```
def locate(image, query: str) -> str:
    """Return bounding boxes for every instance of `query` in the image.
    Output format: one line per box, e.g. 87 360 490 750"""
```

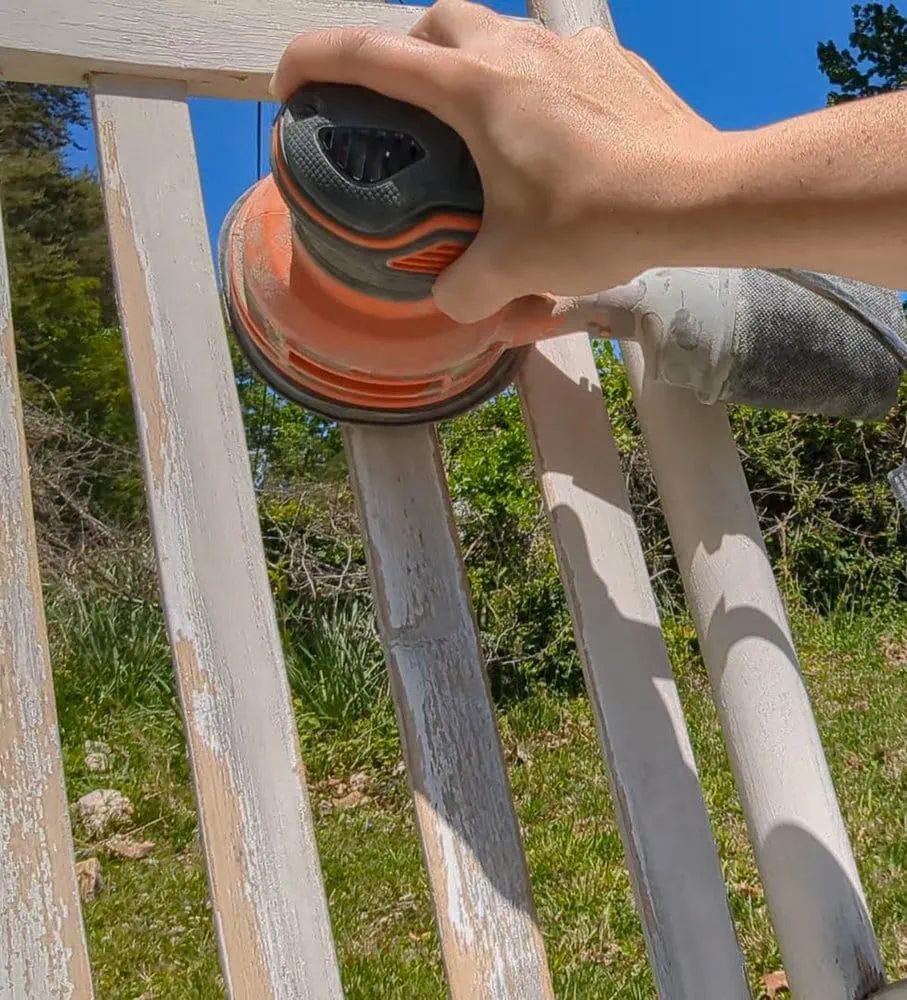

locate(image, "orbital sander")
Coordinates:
219 83 907 426
219 83 538 425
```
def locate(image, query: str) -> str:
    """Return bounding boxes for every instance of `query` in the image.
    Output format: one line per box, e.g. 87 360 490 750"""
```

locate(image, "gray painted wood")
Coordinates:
519 333 750 999
0 200 95 1000
90 75 344 1000
344 423 553 1000
1 0 529 100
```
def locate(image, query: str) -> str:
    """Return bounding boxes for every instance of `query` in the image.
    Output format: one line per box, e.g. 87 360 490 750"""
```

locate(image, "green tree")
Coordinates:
0 83 131 441
1 83 145 538
817 3 906 103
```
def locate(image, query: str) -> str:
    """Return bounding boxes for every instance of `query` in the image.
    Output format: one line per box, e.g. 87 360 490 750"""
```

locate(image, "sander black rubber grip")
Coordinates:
272 83 485 302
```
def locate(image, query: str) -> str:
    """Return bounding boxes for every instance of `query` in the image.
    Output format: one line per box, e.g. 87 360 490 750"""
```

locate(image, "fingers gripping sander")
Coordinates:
220 83 529 424
220 83 907 426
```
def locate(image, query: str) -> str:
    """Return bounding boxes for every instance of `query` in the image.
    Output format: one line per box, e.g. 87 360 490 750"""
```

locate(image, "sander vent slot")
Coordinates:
318 126 425 183
388 241 468 275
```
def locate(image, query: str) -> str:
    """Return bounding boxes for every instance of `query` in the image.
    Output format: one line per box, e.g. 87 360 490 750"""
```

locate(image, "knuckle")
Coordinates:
411 0 496 46
431 0 467 14
515 18 557 45
332 25 383 57
413 0 448 30
572 24 616 49
429 0 478 26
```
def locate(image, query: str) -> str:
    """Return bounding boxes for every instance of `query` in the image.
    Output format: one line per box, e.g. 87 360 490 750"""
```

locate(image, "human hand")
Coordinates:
270 0 722 324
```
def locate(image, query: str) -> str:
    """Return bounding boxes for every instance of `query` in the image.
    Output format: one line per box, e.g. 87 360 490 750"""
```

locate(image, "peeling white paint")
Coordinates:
12 8 882 999
519 333 750 998
4 0 432 102
91 80 342 1000
436 817 474 950
0 198 93 998
346 424 553 999
190 689 226 758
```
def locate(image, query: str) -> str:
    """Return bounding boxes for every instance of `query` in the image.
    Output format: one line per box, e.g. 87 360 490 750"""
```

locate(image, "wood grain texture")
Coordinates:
0 201 95 1000
527 0 614 34
518 334 750 1000
621 339 885 1000
2 0 526 100
91 76 343 1000
344 423 553 1000
522 3 749 996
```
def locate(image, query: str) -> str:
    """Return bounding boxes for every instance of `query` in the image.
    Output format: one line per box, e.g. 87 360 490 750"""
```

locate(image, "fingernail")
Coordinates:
268 73 278 97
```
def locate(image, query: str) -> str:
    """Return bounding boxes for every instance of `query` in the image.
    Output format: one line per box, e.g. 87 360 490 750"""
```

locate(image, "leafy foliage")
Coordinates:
230 335 346 486
1 83 142 527
1 84 86 155
817 3 907 103
285 600 389 730
52 585 907 997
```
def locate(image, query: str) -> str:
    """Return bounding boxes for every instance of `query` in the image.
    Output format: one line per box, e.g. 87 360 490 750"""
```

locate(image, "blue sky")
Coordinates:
66 0 858 257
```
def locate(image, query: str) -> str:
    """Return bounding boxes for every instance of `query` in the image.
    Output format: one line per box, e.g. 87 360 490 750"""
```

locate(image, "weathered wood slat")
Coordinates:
344 423 553 1000
518 334 751 999
0 201 95 999
620 341 886 1000
522 0 882 991
1 0 529 100
90 76 343 1000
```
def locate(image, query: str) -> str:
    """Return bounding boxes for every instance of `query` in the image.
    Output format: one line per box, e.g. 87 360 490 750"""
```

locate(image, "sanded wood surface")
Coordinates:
621 342 885 1000
2 0 526 100
0 202 95 1000
528 0 615 33
519 334 750 1000
91 76 343 1000
345 423 553 1000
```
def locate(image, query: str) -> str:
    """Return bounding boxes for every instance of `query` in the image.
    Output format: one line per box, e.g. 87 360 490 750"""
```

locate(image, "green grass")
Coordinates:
49 594 907 998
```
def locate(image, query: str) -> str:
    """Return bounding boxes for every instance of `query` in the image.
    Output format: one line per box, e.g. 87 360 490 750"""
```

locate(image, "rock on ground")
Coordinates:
83 740 112 773
76 788 135 837
104 835 155 860
76 858 102 901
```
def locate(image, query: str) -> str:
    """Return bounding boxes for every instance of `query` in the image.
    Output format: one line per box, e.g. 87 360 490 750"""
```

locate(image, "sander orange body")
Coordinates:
219 83 533 424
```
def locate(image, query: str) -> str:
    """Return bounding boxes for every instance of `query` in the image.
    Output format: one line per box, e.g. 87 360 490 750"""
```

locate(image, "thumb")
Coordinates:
498 284 647 344
432 223 525 324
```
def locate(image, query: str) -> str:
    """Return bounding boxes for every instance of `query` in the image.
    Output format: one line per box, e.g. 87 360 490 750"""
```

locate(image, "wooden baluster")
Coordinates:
345 423 554 1000
0 198 95 999
91 76 344 999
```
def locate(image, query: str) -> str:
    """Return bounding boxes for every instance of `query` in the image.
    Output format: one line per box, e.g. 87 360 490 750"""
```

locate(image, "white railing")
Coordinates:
1 1 901 997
